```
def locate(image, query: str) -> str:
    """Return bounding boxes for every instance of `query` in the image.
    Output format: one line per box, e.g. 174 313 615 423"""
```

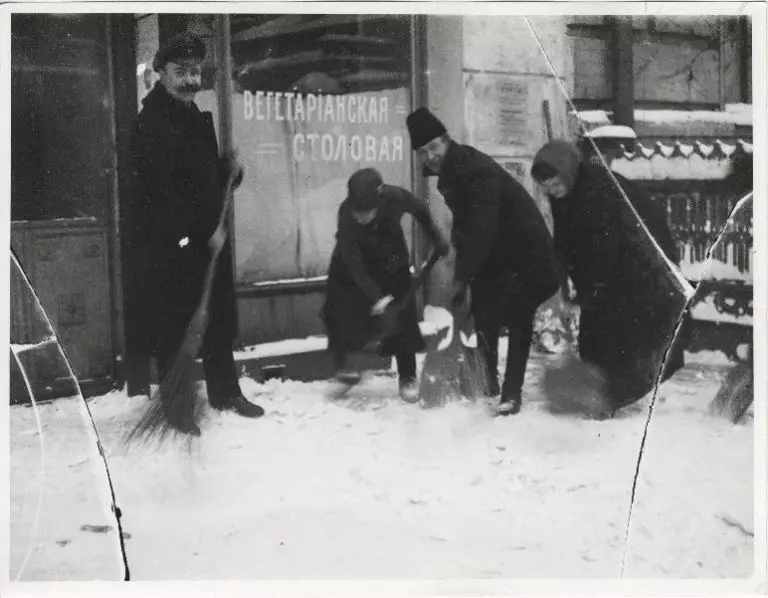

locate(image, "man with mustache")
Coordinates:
123 32 264 425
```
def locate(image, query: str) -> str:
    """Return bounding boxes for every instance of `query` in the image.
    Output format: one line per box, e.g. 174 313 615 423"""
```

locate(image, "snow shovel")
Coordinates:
366 250 443 353
325 251 443 400
419 288 489 409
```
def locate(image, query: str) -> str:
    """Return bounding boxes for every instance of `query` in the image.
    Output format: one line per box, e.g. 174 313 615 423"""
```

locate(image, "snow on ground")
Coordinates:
9 352 754 582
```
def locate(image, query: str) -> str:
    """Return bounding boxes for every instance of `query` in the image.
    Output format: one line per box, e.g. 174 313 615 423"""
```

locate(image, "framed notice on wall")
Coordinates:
496 81 530 145
465 74 532 152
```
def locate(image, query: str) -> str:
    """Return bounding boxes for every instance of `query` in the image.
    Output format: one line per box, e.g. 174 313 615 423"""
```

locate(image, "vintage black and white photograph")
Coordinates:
4 3 765 591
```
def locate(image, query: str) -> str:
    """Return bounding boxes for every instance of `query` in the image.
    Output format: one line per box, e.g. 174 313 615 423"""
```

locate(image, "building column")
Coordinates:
610 16 635 128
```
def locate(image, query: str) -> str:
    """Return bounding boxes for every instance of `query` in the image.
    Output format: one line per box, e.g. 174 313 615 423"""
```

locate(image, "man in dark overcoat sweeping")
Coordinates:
531 139 688 412
406 108 560 416
123 33 263 418
323 168 450 402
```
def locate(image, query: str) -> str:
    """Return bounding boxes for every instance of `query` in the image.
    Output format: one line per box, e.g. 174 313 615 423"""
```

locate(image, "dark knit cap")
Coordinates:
153 33 206 71
347 168 383 211
406 107 447 150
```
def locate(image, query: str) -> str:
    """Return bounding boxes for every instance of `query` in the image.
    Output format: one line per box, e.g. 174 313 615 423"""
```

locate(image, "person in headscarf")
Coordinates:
406 108 560 415
531 139 688 413
322 168 450 402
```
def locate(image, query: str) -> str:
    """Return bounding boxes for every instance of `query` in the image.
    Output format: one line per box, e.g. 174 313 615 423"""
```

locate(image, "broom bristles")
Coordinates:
124 318 207 446
125 170 237 446
420 344 490 408
541 351 610 418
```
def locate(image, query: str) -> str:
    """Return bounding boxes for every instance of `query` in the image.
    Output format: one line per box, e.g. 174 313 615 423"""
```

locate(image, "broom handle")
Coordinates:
195 172 238 320
406 250 441 304
367 251 441 349
392 250 442 316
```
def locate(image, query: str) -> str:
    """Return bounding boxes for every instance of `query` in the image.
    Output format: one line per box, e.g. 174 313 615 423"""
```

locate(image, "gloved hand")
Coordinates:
207 222 227 253
221 149 245 189
433 235 451 258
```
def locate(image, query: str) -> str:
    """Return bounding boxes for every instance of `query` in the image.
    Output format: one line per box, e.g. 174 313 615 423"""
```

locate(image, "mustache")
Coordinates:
177 84 201 93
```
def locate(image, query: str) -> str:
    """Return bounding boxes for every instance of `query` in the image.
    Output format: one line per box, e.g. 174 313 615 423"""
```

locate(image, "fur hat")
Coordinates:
153 32 206 71
406 108 447 150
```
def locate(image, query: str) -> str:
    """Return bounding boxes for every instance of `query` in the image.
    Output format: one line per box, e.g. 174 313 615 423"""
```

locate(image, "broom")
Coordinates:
540 303 612 418
419 286 490 409
125 169 239 443
126 16 237 443
365 250 443 352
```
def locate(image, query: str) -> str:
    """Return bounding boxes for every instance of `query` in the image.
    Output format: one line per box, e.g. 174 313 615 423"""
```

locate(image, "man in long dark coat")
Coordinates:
123 33 263 419
323 168 450 402
406 108 560 416
531 139 688 411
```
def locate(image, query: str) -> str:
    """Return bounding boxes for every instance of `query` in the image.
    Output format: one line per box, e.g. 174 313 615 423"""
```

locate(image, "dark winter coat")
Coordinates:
612 171 678 264
122 83 236 356
435 142 559 321
534 142 688 406
323 185 444 357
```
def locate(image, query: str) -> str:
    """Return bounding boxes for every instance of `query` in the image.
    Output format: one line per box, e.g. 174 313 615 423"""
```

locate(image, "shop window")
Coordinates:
11 14 112 223
192 14 416 284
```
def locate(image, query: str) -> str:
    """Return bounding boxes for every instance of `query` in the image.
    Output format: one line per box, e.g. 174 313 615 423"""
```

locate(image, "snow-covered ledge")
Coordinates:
233 321 443 362
575 104 753 131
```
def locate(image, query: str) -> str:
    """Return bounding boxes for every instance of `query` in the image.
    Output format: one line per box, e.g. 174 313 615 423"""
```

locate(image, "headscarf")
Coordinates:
531 140 583 195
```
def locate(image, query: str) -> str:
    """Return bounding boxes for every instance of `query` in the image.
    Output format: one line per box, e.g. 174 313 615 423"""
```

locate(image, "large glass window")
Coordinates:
195 14 415 284
11 14 112 222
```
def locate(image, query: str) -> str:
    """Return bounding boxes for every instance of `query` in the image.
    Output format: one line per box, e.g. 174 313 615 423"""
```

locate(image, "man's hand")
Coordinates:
208 224 227 253
371 295 395 316
222 149 245 188
560 288 576 309
434 235 451 258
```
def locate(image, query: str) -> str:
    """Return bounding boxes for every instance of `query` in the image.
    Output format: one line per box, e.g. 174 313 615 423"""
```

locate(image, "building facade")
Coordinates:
9 12 754 398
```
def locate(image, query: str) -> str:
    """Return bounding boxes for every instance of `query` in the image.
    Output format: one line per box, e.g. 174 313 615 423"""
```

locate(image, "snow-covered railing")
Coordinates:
574 105 753 141
612 139 753 181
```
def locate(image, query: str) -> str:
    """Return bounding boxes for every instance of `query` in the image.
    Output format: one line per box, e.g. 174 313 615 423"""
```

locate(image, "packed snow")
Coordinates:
9 347 755 584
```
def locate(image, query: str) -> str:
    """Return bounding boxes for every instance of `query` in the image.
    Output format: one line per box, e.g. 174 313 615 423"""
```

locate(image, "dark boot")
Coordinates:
496 313 535 416
210 394 265 418
496 392 522 416
396 352 420 403
204 350 265 418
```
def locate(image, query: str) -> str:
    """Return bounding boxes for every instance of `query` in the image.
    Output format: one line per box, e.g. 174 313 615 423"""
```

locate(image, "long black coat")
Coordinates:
549 161 687 406
435 142 559 321
323 185 444 357
122 83 236 357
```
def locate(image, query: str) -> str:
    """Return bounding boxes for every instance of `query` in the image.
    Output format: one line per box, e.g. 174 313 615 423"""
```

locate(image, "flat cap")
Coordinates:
153 32 206 71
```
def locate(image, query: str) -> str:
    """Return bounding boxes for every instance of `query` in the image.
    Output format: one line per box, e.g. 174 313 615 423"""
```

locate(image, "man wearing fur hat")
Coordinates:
406 108 559 415
323 168 450 402
123 32 264 427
